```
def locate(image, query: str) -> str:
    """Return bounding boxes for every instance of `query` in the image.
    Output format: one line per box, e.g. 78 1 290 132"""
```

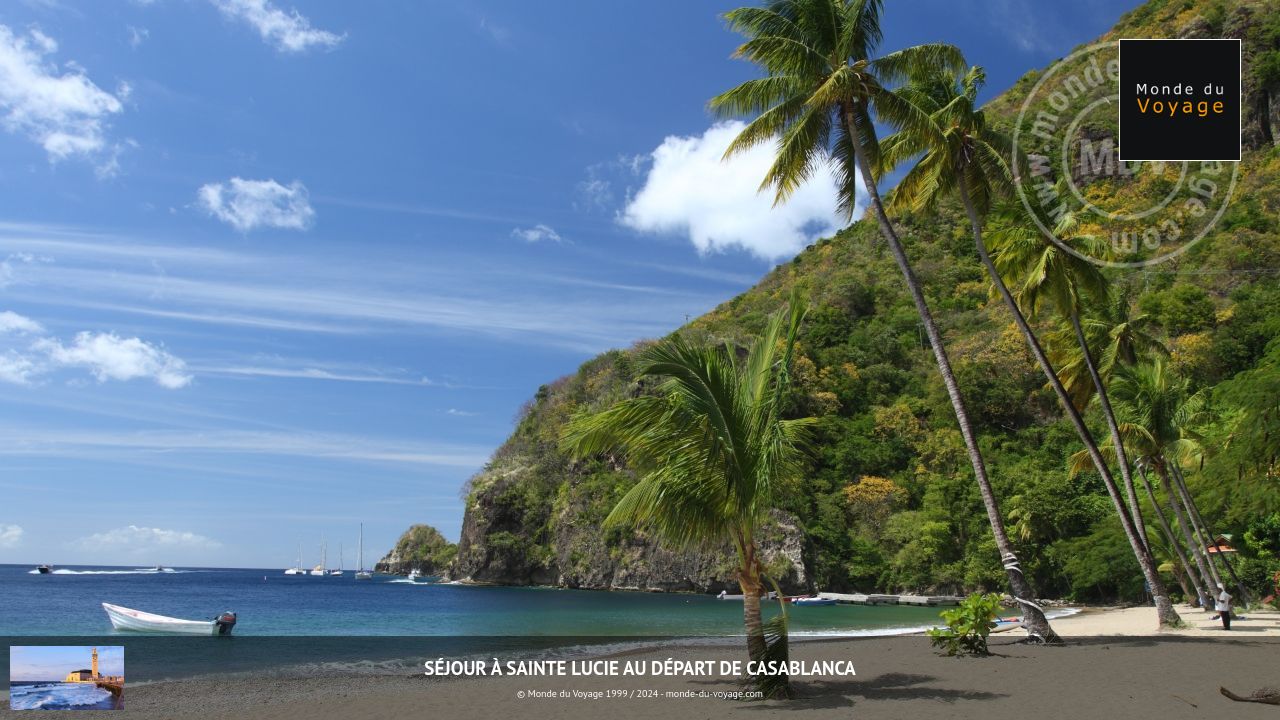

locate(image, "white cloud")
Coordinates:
74 525 221 555
0 25 125 167
127 26 148 49
197 177 315 231
0 310 42 334
35 331 192 388
0 353 37 384
511 223 563 243
446 408 478 417
0 524 22 548
620 120 853 260
210 0 344 53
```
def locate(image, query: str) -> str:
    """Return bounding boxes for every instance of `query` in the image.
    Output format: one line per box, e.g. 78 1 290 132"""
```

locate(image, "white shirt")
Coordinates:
1216 590 1232 612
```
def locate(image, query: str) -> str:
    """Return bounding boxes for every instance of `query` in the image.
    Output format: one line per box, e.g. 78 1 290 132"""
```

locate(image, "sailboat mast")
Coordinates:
359 523 364 572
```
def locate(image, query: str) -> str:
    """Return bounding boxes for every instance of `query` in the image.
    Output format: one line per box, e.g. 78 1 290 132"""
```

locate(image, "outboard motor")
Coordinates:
215 611 237 636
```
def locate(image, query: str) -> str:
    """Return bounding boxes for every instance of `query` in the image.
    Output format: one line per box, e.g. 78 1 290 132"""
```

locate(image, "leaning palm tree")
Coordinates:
988 205 1152 551
561 299 814 699
878 64 1180 626
709 0 1060 642
1102 360 1247 603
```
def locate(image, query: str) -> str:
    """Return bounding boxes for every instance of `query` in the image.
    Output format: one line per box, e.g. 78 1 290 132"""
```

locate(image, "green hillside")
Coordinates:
446 0 1280 603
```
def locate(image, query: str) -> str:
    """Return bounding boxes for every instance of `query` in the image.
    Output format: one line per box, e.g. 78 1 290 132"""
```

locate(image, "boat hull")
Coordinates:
102 603 221 635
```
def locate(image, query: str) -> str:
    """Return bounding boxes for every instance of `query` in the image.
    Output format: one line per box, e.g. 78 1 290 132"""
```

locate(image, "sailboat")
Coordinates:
309 539 327 576
283 543 306 575
355 523 372 580
329 544 344 576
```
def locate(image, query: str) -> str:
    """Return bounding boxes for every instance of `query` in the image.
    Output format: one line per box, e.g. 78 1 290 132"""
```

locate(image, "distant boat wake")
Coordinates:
27 568 203 575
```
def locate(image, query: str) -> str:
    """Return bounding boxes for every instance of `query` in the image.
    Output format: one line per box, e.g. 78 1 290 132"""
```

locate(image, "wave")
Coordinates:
26 568 204 575
9 683 114 710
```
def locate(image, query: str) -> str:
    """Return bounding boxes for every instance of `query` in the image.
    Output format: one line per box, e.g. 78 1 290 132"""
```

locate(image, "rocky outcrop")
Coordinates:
375 524 457 576
447 450 808 593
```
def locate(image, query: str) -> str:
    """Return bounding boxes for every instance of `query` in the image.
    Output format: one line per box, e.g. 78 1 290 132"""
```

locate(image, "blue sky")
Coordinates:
10 646 124 681
0 0 1138 568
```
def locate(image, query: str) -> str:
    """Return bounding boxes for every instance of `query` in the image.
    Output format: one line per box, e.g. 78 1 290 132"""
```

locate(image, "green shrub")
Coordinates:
928 592 1002 656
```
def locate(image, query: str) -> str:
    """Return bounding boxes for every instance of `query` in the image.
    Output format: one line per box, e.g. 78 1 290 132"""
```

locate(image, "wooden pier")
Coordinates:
817 592 961 607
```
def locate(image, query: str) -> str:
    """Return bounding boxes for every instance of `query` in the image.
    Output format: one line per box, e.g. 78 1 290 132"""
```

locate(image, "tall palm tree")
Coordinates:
1087 360 1218 606
987 206 1151 551
878 64 1181 626
1136 460 1210 607
708 0 1060 641
561 299 814 698
1112 366 1249 602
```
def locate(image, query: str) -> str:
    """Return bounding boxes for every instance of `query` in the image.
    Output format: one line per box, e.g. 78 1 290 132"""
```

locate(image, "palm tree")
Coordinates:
878 64 1181 626
709 0 1060 643
1103 361 1250 602
987 206 1152 552
561 299 814 698
1135 460 1210 607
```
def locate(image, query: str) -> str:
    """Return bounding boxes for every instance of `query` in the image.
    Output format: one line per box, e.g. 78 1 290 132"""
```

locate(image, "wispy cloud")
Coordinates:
73 525 220 556
197 177 315 231
0 426 490 468
0 523 22 548
126 25 148 49
621 121 852 260
209 0 344 53
0 25 126 170
511 223 563 243
0 224 723 354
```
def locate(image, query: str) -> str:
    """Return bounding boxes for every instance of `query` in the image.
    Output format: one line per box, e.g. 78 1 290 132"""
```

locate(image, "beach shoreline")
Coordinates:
13 604 1272 720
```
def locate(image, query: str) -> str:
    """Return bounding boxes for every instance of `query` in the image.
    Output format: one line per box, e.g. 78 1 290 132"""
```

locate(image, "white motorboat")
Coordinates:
102 603 237 635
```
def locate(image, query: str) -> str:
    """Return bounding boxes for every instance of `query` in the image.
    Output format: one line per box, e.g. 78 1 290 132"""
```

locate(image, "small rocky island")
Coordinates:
374 524 458 577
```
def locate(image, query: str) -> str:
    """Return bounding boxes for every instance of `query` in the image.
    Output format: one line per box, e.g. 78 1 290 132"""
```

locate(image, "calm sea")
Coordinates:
0 564 948 637
1 563 996 683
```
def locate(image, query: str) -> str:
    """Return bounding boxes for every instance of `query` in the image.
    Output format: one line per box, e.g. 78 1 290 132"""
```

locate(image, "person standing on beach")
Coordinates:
1215 583 1232 630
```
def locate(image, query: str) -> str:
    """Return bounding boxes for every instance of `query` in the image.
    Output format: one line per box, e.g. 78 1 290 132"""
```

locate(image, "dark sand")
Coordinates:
11 635 1275 720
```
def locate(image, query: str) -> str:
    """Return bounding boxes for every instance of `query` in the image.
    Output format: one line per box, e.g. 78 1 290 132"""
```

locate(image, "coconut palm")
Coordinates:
987 205 1152 552
1102 360 1248 602
1135 460 1210 607
561 299 814 698
878 64 1181 626
709 0 1060 643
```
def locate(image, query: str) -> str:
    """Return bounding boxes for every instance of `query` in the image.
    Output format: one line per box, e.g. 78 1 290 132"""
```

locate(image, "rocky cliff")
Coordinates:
375 524 457 576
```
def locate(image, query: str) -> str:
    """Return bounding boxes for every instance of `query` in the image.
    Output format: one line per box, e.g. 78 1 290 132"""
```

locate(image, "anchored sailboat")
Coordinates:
283 543 305 575
355 523 372 580
329 544 344 576
309 539 327 576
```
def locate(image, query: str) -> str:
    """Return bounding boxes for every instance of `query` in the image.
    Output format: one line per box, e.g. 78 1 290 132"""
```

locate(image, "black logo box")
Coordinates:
1119 38 1241 162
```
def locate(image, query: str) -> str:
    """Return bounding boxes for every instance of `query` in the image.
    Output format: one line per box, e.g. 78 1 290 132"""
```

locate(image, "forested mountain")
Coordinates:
441 0 1280 602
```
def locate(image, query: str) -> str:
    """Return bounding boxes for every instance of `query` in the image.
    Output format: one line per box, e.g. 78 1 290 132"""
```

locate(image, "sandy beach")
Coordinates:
12 604 1273 720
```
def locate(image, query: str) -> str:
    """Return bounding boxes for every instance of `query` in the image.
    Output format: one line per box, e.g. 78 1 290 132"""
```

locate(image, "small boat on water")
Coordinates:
790 597 837 607
329 545 344 576
355 523 373 580
35 565 51 574
284 543 306 575
102 603 237 635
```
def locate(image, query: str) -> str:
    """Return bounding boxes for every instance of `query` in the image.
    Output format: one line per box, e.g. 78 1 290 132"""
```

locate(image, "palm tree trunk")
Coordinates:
843 107 1059 643
1068 308 1149 551
738 538 768 664
1138 465 1208 607
1167 464 1222 589
1168 464 1248 601
1154 460 1215 608
957 175 1181 628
